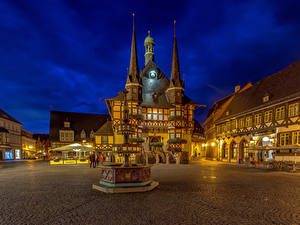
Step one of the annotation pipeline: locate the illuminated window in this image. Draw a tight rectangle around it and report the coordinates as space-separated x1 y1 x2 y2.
288 103 299 117
59 130 74 142
231 120 236 129
226 122 230 131
264 110 272 122
245 117 252 127
239 119 245 128
254 114 262 125
176 110 182 116
80 130 86 139
292 131 300 145
275 106 285 120
280 133 290 146
132 108 137 115
101 136 108 144
170 111 175 116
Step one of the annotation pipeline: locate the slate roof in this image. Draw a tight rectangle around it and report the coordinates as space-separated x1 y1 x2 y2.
108 61 199 108
217 60 300 122
0 109 22 125
49 111 110 142
95 120 113 136
33 134 49 141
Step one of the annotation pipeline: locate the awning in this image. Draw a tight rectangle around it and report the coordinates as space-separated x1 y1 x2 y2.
51 143 95 152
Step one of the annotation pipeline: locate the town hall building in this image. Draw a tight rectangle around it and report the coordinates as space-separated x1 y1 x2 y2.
95 15 204 163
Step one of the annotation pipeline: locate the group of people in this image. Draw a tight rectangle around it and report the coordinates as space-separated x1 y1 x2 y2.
89 153 104 168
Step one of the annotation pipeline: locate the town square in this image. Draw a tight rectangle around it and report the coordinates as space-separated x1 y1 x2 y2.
0 0 300 224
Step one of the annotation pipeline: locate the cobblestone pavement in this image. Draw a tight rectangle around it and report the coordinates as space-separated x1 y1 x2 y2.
0 160 300 225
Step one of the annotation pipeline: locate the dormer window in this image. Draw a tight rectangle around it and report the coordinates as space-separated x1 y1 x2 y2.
263 94 270 103
90 130 94 138
64 121 70 128
80 129 86 139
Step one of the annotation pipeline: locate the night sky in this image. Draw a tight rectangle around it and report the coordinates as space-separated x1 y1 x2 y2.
0 0 299 133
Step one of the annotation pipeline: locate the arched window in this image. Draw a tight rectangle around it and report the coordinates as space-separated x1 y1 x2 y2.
90 130 94 139
80 129 86 139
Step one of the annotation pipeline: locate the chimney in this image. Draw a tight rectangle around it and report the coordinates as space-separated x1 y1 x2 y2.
235 85 240 93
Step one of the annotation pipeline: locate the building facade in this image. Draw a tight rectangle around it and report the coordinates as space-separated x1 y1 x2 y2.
203 83 253 160
21 129 36 159
0 109 22 160
95 17 204 163
33 134 50 159
49 111 109 149
208 61 300 163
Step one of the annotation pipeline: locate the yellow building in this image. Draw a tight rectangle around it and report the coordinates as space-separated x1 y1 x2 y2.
21 129 36 159
0 109 22 160
95 17 204 163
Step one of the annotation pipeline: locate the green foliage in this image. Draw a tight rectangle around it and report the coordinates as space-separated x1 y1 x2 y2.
149 142 163 147
129 137 145 143
129 114 144 120
167 138 187 144
167 115 185 121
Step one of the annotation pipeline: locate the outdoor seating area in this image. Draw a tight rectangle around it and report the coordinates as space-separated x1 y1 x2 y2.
50 143 94 165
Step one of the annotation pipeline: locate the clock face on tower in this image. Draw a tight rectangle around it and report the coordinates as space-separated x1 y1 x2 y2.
149 70 157 79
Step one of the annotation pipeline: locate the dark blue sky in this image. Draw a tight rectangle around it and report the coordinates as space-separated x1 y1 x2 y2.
0 0 299 133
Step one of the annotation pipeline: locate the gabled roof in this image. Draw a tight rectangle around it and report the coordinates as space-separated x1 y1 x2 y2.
203 82 253 127
49 111 109 142
0 109 22 125
193 119 204 136
95 120 113 136
217 60 300 122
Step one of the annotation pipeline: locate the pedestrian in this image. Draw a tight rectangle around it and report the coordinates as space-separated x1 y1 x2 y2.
100 154 104 165
96 154 99 167
89 153 93 168
92 153 96 168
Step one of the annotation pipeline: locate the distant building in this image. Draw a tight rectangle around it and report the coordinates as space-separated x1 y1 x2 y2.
0 109 22 160
49 111 109 149
206 61 300 162
33 134 50 158
21 129 36 159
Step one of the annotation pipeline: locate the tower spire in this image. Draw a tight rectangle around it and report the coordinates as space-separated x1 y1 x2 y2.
126 13 139 86
169 20 183 88
144 29 155 65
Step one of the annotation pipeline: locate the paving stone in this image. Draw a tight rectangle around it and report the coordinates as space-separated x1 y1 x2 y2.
0 160 300 225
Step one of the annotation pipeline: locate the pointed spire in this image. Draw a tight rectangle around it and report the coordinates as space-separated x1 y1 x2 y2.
126 13 140 85
170 20 183 88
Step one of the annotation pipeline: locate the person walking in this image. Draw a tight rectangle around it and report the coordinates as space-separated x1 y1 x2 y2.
92 153 96 168
100 154 104 165
89 153 93 168
96 154 100 167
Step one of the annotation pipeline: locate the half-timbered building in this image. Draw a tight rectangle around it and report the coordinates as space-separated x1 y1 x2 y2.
214 61 300 162
95 16 204 163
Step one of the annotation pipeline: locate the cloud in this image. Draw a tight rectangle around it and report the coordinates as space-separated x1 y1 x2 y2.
0 0 299 132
